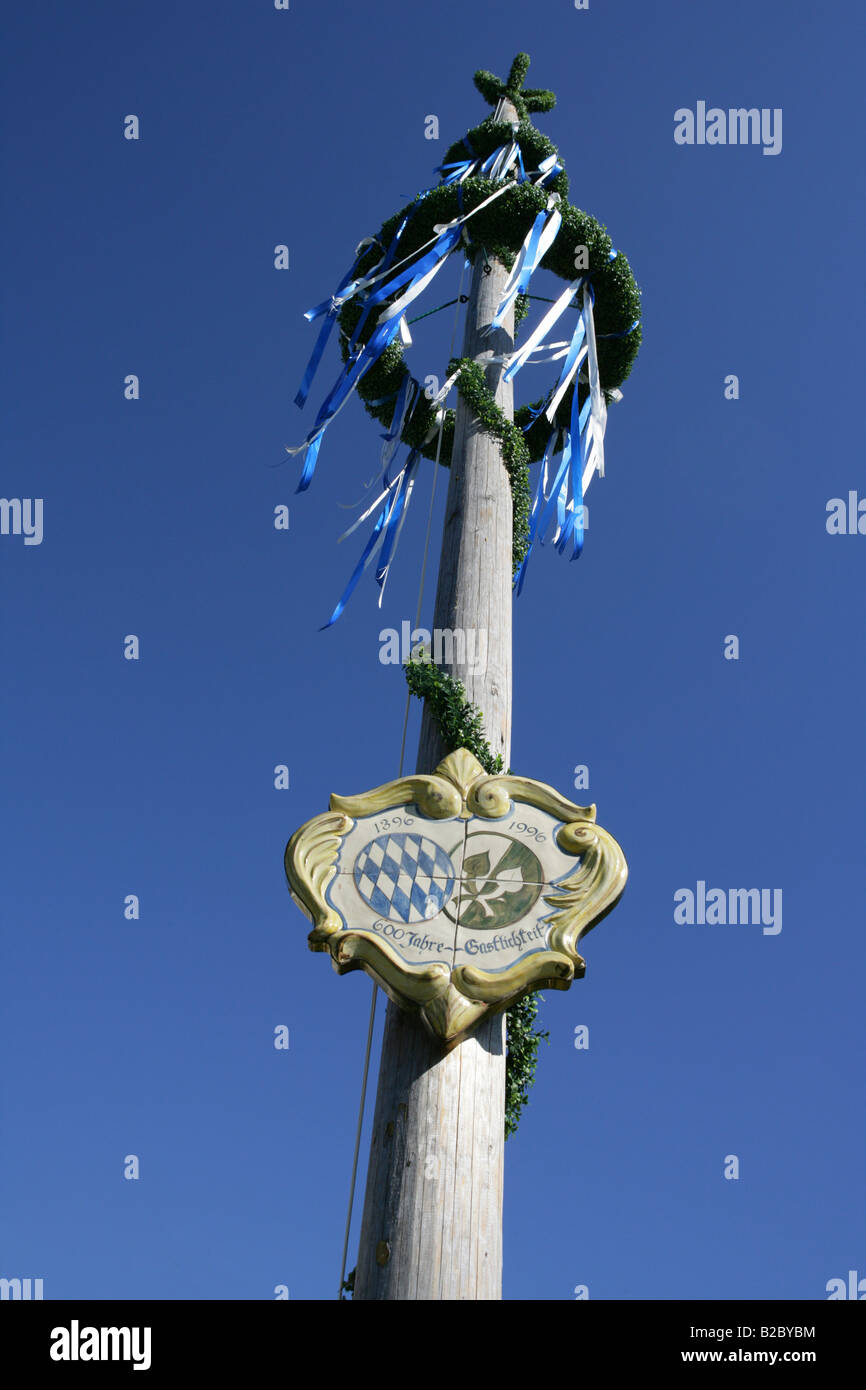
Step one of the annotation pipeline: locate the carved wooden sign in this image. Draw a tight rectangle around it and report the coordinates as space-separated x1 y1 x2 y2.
284 749 627 1046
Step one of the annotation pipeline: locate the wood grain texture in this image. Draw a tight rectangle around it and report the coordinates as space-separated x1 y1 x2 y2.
416 246 514 775
354 224 515 1298
353 1001 505 1300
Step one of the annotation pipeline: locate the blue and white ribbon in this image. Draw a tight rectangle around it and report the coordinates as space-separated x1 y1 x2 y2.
285 311 407 491
480 139 520 182
580 282 606 482
514 283 613 594
514 426 557 595
287 224 462 490
293 237 383 409
545 311 587 421
502 276 584 382
380 374 419 481
321 447 423 628
489 195 561 330
532 153 563 186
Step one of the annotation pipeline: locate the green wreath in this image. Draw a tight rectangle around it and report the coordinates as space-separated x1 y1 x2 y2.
337 56 642 480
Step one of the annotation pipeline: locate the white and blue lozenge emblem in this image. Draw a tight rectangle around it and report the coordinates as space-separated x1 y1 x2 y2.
353 833 456 923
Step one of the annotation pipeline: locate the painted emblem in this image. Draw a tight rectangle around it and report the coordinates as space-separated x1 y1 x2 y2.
285 749 628 1046
354 833 457 923
448 833 542 929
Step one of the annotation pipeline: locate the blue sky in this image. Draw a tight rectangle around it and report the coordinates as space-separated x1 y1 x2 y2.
2 0 864 1301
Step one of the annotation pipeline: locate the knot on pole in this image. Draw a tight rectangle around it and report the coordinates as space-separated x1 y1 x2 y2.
473 53 556 124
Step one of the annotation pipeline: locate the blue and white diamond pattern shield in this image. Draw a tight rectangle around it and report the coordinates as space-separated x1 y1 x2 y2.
353 833 457 924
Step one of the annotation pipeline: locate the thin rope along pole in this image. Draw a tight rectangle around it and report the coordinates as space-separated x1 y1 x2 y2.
337 983 378 1299
337 266 469 1298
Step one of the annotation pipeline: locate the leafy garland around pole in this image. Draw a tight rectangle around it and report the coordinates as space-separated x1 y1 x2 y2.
404 657 549 1139
448 357 531 573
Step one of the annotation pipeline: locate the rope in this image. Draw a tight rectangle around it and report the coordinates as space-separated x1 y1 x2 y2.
337 985 378 1299
337 258 469 1300
408 293 468 325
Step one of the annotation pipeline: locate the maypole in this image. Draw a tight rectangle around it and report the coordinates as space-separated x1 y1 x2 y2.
284 54 641 1301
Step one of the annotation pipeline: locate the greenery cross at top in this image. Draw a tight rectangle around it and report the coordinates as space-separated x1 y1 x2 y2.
473 53 556 124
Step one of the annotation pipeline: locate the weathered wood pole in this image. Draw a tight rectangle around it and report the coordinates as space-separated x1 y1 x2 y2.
353 100 519 1302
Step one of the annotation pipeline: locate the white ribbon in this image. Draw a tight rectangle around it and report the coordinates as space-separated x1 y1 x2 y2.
381 377 418 476
377 476 415 607
489 195 562 331
426 364 462 410
582 285 606 480
546 322 587 422
503 276 584 381
337 466 408 542
486 139 519 182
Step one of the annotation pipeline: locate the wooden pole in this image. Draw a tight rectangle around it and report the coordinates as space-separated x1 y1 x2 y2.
353 100 518 1301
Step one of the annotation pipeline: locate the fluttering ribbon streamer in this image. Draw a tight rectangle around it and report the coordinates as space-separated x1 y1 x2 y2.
480 139 519 182
555 392 590 558
324 364 463 625
533 153 563 186
290 136 569 478
287 222 463 490
321 448 422 628
285 311 407 491
514 281 613 592
489 194 561 329
434 142 549 189
380 374 418 481
286 178 523 492
514 410 585 595
293 237 383 409
545 312 587 421
514 427 557 595
375 452 418 596
580 282 606 482
502 276 584 382
288 125 622 612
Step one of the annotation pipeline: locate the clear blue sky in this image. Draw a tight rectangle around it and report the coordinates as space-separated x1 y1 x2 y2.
3 0 863 1301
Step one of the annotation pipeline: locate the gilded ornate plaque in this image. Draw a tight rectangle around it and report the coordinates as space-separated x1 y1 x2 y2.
284 749 627 1046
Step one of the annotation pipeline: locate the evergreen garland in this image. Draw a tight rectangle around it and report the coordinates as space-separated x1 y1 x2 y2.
404 656 549 1138
505 993 550 1140
448 357 531 575
404 656 503 774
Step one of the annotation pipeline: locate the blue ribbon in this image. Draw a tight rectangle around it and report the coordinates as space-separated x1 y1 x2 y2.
435 159 474 184
557 388 592 558
321 450 419 628
491 209 547 330
361 221 463 317
520 396 553 432
294 221 462 491
380 375 417 485
535 434 573 552
294 243 381 409
347 214 410 355
547 311 586 410
295 313 405 491
514 427 558 596
320 500 391 629
375 451 419 587
598 318 640 340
